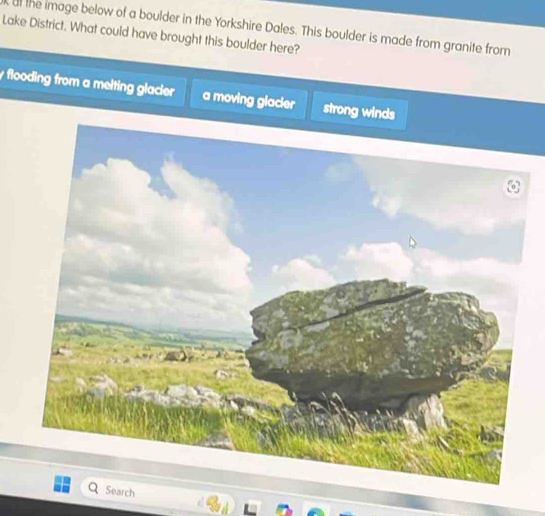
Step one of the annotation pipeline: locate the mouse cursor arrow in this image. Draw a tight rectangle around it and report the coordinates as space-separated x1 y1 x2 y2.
409 236 417 249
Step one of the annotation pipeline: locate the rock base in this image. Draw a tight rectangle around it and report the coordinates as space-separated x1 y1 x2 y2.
282 393 446 440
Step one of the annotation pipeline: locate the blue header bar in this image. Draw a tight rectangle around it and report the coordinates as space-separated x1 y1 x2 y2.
1 48 544 157
267 0 545 28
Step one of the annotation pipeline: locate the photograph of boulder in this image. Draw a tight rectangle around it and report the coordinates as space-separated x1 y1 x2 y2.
43 125 529 484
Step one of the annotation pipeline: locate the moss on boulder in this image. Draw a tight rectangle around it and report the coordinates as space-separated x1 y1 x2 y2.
247 279 499 410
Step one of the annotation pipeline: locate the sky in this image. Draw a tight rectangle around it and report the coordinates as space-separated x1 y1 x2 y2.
57 125 530 348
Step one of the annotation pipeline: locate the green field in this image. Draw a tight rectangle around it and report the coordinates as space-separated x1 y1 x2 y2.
44 319 511 484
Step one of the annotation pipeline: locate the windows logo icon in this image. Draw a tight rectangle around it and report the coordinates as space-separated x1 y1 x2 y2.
53 475 72 494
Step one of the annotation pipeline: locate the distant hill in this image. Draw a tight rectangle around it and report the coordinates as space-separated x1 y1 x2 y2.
55 314 136 329
54 314 254 351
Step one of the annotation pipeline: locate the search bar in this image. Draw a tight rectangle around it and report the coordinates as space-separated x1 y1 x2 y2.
81 477 235 514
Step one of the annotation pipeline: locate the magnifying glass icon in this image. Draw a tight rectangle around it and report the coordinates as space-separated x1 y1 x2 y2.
88 482 99 494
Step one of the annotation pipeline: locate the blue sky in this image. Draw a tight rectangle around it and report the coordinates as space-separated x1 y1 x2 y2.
61 125 529 347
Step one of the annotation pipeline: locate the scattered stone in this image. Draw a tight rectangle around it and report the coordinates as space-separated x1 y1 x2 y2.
54 347 73 357
164 350 187 362
225 395 278 413
237 359 251 368
108 357 138 365
256 431 274 448
86 388 107 399
281 404 301 424
497 365 511 382
49 376 65 383
86 373 118 398
480 366 497 381
479 425 505 443
214 369 230 380
484 449 502 462
399 418 423 443
241 406 258 419
171 385 223 408
125 384 223 409
282 393 446 438
75 377 87 388
288 412 352 438
403 394 447 431
247 279 499 411
198 430 235 451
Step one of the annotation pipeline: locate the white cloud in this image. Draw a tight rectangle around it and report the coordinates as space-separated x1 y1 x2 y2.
343 242 413 281
352 155 528 235
325 162 355 184
342 242 519 348
413 249 519 349
272 257 335 292
302 254 323 266
412 249 519 296
57 158 252 329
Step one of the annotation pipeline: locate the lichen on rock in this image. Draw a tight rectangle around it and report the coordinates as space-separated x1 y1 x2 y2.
247 279 499 410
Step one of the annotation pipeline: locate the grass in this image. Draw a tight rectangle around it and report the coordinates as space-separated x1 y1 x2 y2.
43 338 511 484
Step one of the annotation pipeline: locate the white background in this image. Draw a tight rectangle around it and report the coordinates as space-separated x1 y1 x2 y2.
1 100 545 512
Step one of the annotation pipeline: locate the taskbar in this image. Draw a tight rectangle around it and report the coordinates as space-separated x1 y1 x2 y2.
0 443 541 516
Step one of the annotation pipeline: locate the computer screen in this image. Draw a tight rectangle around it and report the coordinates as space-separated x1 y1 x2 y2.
1 1 544 515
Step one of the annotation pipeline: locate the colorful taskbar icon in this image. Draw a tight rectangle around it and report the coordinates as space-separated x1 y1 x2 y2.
303 502 331 516
276 504 294 516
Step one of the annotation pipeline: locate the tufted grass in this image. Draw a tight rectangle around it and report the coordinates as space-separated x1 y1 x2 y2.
43 342 510 484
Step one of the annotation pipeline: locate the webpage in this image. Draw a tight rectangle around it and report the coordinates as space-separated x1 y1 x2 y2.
1 0 545 514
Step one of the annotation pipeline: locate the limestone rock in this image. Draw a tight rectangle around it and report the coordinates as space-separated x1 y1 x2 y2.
479 366 497 381
125 387 172 407
86 388 107 399
484 449 502 462
403 394 447 431
247 279 499 410
281 394 445 439
86 374 118 398
256 430 274 448
164 350 187 362
125 384 223 409
497 365 511 382
241 406 258 418
54 347 73 357
214 369 230 380
198 430 235 451
91 373 118 393
479 425 505 443
75 377 87 389
399 418 423 443
225 395 279 413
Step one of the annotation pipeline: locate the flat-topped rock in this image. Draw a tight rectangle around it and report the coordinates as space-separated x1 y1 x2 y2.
246 279 499 410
